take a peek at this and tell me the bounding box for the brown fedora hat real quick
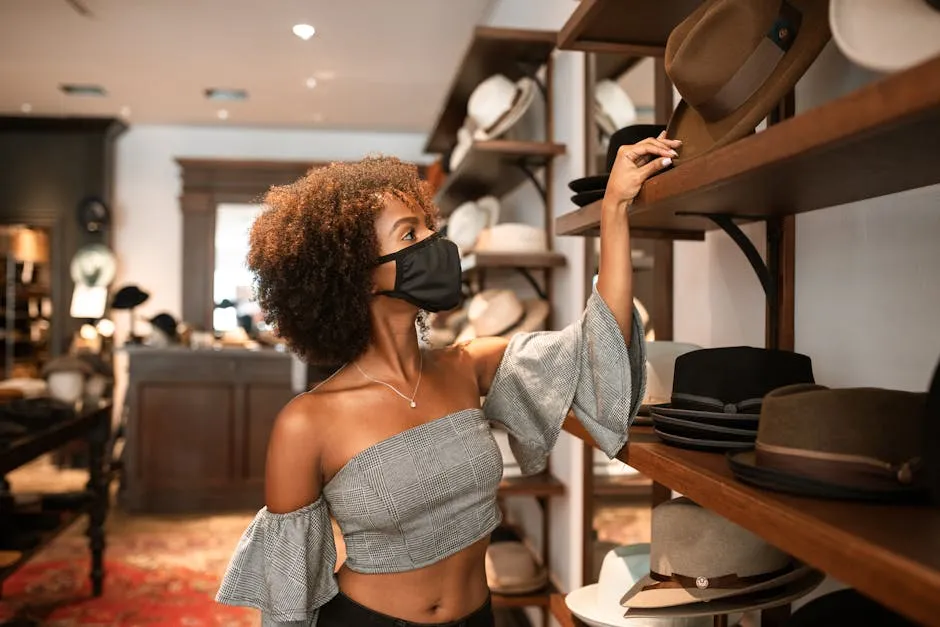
[728,383,929,501]
[665,0,831,162]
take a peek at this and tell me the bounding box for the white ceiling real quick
[0,0,495,132]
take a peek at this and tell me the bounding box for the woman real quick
[216,134,680,626]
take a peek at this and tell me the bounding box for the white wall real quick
[112,125,430,340]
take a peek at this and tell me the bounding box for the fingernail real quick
[658,131,666,139]
[662,157,673,166]
[670,149,679,157]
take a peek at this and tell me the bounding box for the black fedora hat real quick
[111,285,150,310]
[149,312,179,340]
[651,346,814,423]
[568,124,667,195]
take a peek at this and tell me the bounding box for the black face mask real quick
[375,232,463,312]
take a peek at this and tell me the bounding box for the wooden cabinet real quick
[119,347,294,513]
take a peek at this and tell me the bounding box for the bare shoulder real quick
[264,384,343,513]
[457,336,510,396]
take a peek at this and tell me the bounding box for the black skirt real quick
[317,591,494,627]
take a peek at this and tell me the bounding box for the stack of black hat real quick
[649,347,815,452]
[567,124,666,207]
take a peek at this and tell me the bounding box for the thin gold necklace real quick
[354,350,423,409]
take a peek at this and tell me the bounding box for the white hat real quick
[468,74,538,141]
[473,223,547,254]
[830,0,940,73]
[566,544,713,627]
[485,541,548,594]
[644,342,702,406]
[595,80,638,136]
[447,199,498,255]
[449,125,474,171]
[455,289,549,343]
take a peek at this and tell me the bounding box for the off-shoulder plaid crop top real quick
[216,287,647,626]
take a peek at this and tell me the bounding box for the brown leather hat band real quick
[755,441,922,489]
[644,564,793,592]
[696,2,801,121]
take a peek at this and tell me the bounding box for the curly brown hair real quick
[247,156,438,365]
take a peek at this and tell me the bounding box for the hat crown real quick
[467,74,519,132]
[758,384,927,464]
[650,498,790,579]
[644,341,702,403]
[666,0,786,117]
[469,289,524,337]
[670,346,814,409]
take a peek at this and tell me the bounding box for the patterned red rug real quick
[0,511,261,626]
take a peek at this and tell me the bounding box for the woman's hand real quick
[603,131,681,211]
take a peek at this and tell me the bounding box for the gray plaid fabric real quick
[483,285,646,472]
[215,287,644,625]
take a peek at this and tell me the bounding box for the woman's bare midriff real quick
[336,535,491,623]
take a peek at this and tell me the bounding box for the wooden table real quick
[0,403,112,597]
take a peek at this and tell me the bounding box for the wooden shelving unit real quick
[557,0,700,56]
[557,55,940,239]
[426,27,557,154]
[435,140,565,216]
[499,472,566,498]
[592,473,652,499]
[550,593,585,627]
[462,251,566,274]
[605,427,940,626]
[426,26,568,626]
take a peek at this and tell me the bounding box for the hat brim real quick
[654,428,754,452]
[830,0,940,73]
[455,298,550,343]
[652,414,757,440]
[623,568,824,618]
[568,174,609,194]
[621,562,814,609]
[567,584,713,627]
[572,189,605,207]
[666,0,831,163]
[649,405,759,427]
[727,450,930,503]
[476,77,537,141]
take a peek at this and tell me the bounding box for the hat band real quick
[695,2,801,122]
[644,563,794,592]
[670,392,763,414]
[755,441,923,490]
[483,85,524,135]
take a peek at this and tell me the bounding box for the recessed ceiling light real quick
[60,83,107,97]
[205,88,248,101]
[120,105,131,117]
[292,23,315,40]
[305,77,318,89]
[217,109,229,120]
[20,103,32,113]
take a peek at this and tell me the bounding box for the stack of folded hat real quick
[567,124,666,208]
[728,383,930,503]
[649,347,815,452]
[448,73,540,172]
[567,498,823,626]
[445,195,549,261]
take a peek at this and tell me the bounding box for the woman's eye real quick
[402,228,416,241]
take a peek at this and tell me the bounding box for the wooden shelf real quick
[426,27,557,154]
[492,581,558,609]
[587,426,940,626]
[550,593,587,627]
[558,0,700,55]
[557,55,940,239]
[498,472,566,498]
[592,473,652,498]
[462,251,566,273]
[436,140,565,216]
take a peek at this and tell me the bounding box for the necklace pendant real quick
[410,401,417,408]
